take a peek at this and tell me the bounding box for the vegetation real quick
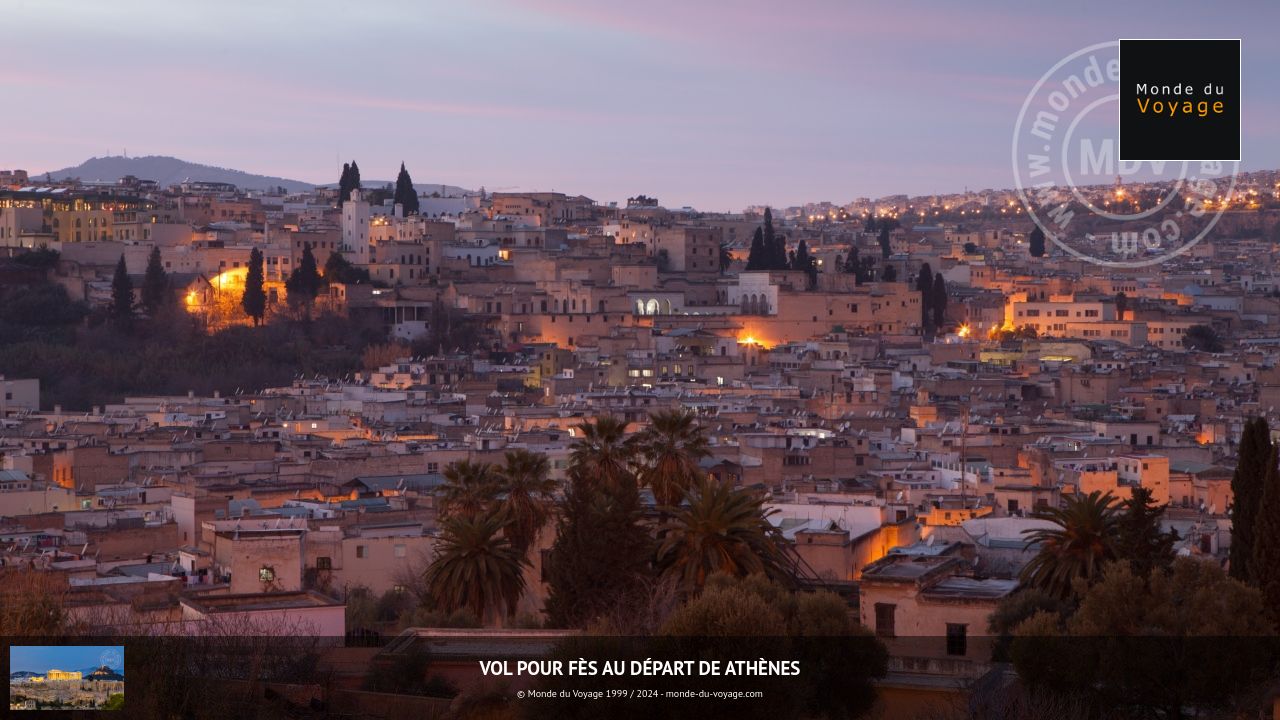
[393,161,420,215]
[284,242,323,306]
[1230,416,1271,582]
[493,448,557,554]
[437,460,500,520]
[1029,225,1045,257]
[241,247,266,325]
[338,159,362,203]
[656,478,789,594]
[1019,490,1120,599]
[1183,323,1225,352]
[744,208,789,271]
[323,249,372,285]
[424,510,528,622]
[1252,443,1280,618]
[109,254,133,322]
[634,409,709,507]
[141,245,169,314]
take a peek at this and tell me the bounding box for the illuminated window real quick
[259,566,275,583]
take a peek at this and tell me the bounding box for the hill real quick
[42,156,314,193]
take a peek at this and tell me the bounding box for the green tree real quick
[425,510,528,622]
[285,242,323,306]
[656,478,789,593]
[338,160,362,203]
[495,449,557,554]
[438,460,500,520]
[881,263,897,282]
[635,409,710,508]
[109,254,133,322]
[1011,560,1275,719]
[916,263,934,330]
[323,250,372,285]
[241,247,266,326]
[102,693,125,710]
[1252,443,1280,617]
[567,416,637,496]
[963,241,978,254]
[1183,323,1224,352]
[543,471,653,628]
[141,245,169,314]
[1029,225,1046,257]
[931,273,948,328]
[1231,416,1271,582]
[393,162,420,215]
[878,224,891,259]
[1020,491,1120,599]
[745,227,766,271]
[1114,486,1177,578]
[1115,291,1128,317]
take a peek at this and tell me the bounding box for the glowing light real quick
[957,324,972,338]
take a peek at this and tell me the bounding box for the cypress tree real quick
[931,274,948,327]
[1231,417,1273,582]
[544,475,653,628]
[763,208,784,270]
[917,263,934,330]
[242,247,266,326]
[109,254,133,322]
[141,246,169,314]
[1254,443,1280,618]
[882,263,898,282]
[393,162,420,215]
[1029,226,1046,257]
[349,160,361,195]
[338,162,352,203]
[285,242,323,306]
[746,227,765,271]
[878,225,891,259]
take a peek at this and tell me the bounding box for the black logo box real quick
[1119,39,1241,162]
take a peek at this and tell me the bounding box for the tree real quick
[109,254,133,322]
[424,510,528,622]
[285,242,323,306]
[763,207,786,270]
[963,241,978,254]
[1183,324,1224,352]
[438,460,500,520]
[1231,416,1272,582]
[544,471,653,628]
[567,416,637,496]
[745,227,766,271]
[931,273,948,328]
[635,409,709,508]
[1114,291,1128,318]
[393,162,420,215]
[1011,560,1275,719]
[881,263,897,282]
[1114,486,1177,578]
[656,478,789,594]
[1029,225,1046,257]
[141,246,169,314]
[323,250,371,285]
[916,263,934,330]
[339,160,362,203]
[878,225,891,259]
[1020,491,1120,599]
[241,247,266,326]
[718,243,733,273]
[495,449,556,554]
[1252,443,1280,617]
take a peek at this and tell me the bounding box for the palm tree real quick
[495,448,557,553]
[568,416,637,496]
[656,478,788,593]
[425,510,528,622]
[636,409,710,508]
[438,460,499,519]
[1020,490,1121,599]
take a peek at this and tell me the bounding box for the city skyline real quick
[9,646,124,675]
[6,0,1279,210]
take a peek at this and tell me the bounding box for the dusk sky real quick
[9,645,123,674]
[5,0,1277,210]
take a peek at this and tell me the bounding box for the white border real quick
[1117,38,1242,162]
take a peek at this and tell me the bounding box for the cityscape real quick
[4,2,1280,720]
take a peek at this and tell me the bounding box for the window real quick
[316,556,332,570]
[356,545,366,559]
[946,623,968,656]
[259,566,276,583]
[874,603,896,638]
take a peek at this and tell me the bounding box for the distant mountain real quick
[10,671,40,679]
[43,156,314,193]
[42,155,473,197]
[83,665,125,681]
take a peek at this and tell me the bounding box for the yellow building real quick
[45,669,82,681]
